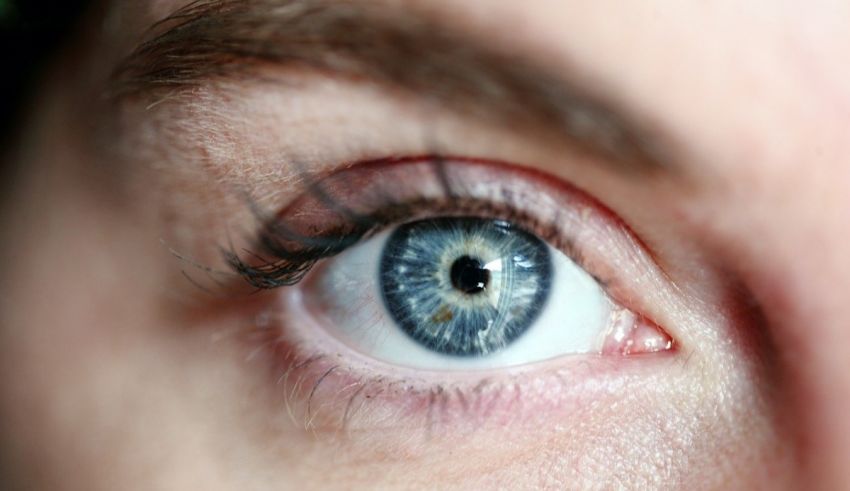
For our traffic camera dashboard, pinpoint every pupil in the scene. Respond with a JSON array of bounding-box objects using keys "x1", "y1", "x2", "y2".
[{"x1": 450, "y1": 256, "x2": 490, "y2": 294}]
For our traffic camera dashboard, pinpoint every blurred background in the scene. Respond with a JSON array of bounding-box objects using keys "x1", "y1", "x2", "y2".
[{"x1": 1, "y1": 0, "x2": 90, "y2": 144}]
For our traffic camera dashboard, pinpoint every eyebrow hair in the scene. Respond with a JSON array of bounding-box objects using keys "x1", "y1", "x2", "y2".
[{"x1": 112, "y1": 0, "x2": 669, "y2": 172}]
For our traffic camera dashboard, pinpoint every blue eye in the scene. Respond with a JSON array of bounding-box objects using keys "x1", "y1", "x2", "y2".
[
  {"x1": 264, "y1": 157, "x2": 674, "y2": 371},
  {"x1": 300, "y1": 216, "x2": 625, "y2": 370},
  {"x1": 379, "y1": 217, "x2": 552, "y2": 357}
]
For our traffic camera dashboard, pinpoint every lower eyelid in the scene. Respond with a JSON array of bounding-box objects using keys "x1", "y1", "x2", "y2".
[{"x1": 243, "y1": 288, "x2": 676, "y2": 435}]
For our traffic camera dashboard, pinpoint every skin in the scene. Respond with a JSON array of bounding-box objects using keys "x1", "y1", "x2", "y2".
[{"x1": 1, "y1": 0, "x2": 849, "y2": 489}]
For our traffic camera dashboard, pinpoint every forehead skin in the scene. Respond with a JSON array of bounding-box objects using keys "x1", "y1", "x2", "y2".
[{"x1": 2, "y1": 0, "x2": 850, "y2": 489}]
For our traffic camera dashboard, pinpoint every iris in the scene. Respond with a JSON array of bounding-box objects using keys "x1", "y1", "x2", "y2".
[{"x1": 379, "y1": 217, "x2": 552, "y2": 356}]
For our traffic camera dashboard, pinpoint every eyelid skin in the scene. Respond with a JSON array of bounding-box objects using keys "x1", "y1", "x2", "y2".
[{"x1": 230, "y1": 155, "x2": 679, "y2": 435}]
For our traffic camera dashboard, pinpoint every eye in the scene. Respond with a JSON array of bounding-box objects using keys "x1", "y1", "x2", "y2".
[
  {"x1": 304, "y1": 216, "x2": 624, "y2": 369},
  {"x1": 234, "y1": 156, "x2": 674, "y2": 373}
]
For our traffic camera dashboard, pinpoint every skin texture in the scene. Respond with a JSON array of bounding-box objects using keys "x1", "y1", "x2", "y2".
[{"x1": 1, "y1": 0, "x2": 849, "y2": 489}]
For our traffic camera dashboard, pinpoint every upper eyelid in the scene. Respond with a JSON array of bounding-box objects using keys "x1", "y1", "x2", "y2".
[
  {"x1": 226, "y1": 156, "x2": 566, "y2": 287},
  {"x1": 228, "y1": 156, "x2": 662, "y2": 302}
]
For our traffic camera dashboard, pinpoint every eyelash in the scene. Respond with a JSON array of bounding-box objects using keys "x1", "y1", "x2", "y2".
[
  {"x1": 253, "y1": 312, "x2": 662, "y2": 435},
  {"x1": 225, "y1": 155, "x2": 591, "y2": 291},
  {"x1": 268, "y1": 340, "x2": 560, "y2": 433}
]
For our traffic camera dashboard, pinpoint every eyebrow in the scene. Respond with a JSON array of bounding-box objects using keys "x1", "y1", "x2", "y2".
[{"x1": 112, "y1": 0, "x2": 669, "y2": 172}]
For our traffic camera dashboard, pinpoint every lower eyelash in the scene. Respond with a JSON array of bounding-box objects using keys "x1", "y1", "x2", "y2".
[
  {"x1": 245, "y1": 304, "x2": 608, "y2": 437},
  {"x1": 239, "y1": 305, "x2": 527, "y2": 435},
  {"x1": 272, "y1": 338, "x2": 462, "y2": 434}
]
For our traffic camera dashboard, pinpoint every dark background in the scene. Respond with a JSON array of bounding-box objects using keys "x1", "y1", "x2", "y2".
[{"x1": 1, "y1": 0, "x2": 91, "y2": 141}]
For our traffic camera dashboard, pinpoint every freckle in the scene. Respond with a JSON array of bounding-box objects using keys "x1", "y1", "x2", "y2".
[{"x1": 431, "y1": 305, "x2": 454, "y2": 323}]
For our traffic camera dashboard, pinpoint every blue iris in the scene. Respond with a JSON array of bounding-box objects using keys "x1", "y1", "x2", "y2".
[{"x1": 379, "y1": 217, "x2": 552, "y2": 356}]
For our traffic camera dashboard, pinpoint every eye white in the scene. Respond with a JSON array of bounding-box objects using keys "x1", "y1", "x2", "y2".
[{"x1": 306, "y1": 228, "x2": 613, "y2": 370}]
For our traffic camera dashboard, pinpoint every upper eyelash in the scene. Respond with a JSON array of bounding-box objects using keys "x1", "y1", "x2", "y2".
[
  {"x1": 226, "y1": 195, "x2": 577, "y2": 289},
  {"x1": 224, "y1": 155, "x2": 600, "y2": 290}
]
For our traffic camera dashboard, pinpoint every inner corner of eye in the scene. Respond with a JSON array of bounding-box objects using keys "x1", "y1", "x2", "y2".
[
  {"x1": 600, "y1": 308, "x2": 675, "y2": 357},
  {"x1": 294, "y1": 212, "x2": 674, "y2": 372}
]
